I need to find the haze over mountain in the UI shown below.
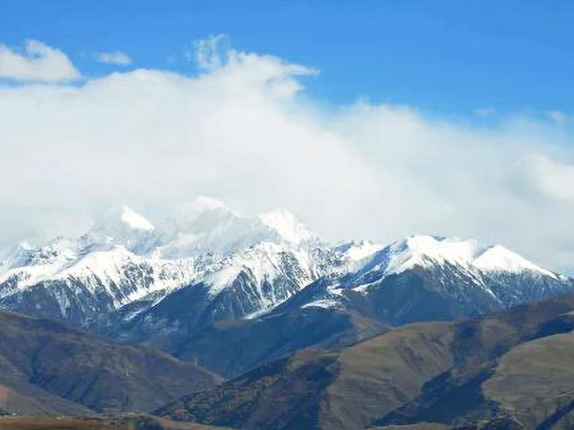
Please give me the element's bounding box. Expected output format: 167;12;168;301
0;197;338;329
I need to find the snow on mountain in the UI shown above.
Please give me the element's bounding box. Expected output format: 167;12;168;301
204;242;314;298
369;235;559;279
258;209;316;244
472;244;557;277
1;201;572;335
0;198;336;327
1;238;76;271
288;235;573;320
157;197;318;258
333;240;383;272
80;205;158;255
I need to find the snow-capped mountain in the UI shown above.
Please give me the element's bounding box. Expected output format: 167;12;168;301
1;200;573;360
0;198;348;328
282;235;574;324
141;234;574;378
155;196;318;258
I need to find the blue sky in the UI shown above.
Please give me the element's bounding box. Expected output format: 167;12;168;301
1;0;573;115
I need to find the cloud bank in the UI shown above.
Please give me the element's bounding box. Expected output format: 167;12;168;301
1;37;573;273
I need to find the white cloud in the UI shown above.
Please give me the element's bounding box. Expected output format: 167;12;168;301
524;155;574;201
95;51;132;66
0;40;81;82
1;37;574;273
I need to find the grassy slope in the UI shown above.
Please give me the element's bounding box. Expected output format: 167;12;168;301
0;311;220;415
159;295;574;430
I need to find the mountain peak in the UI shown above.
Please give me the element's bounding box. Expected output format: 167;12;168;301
379;235;555;278
473;244;557;277
83;204;156;253
259;209;315;244
173;197;238;231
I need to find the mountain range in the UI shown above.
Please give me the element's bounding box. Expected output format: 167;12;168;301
2;198;574;429
157;294;574;430
1;197;573;378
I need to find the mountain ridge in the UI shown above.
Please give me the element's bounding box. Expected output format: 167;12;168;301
1;198;573;379
156;294;574;430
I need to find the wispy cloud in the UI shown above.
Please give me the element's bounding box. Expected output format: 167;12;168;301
94;51;132;66
191;34;230;70
0;40;80;83
546;110;568;124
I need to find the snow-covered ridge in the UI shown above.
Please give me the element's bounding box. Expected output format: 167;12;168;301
377;235;558;278
0;198;332;321
157;198;319;258
0;200;568;328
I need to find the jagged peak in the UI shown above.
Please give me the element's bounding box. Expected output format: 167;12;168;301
81;204;157;254
389;235;486;262
1;241;36;270
158;199;320;258
473;244;557;277
1;237;78;271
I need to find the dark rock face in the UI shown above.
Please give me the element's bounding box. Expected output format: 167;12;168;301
108;270;303;347
0;279;115;327
0;260;167;328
